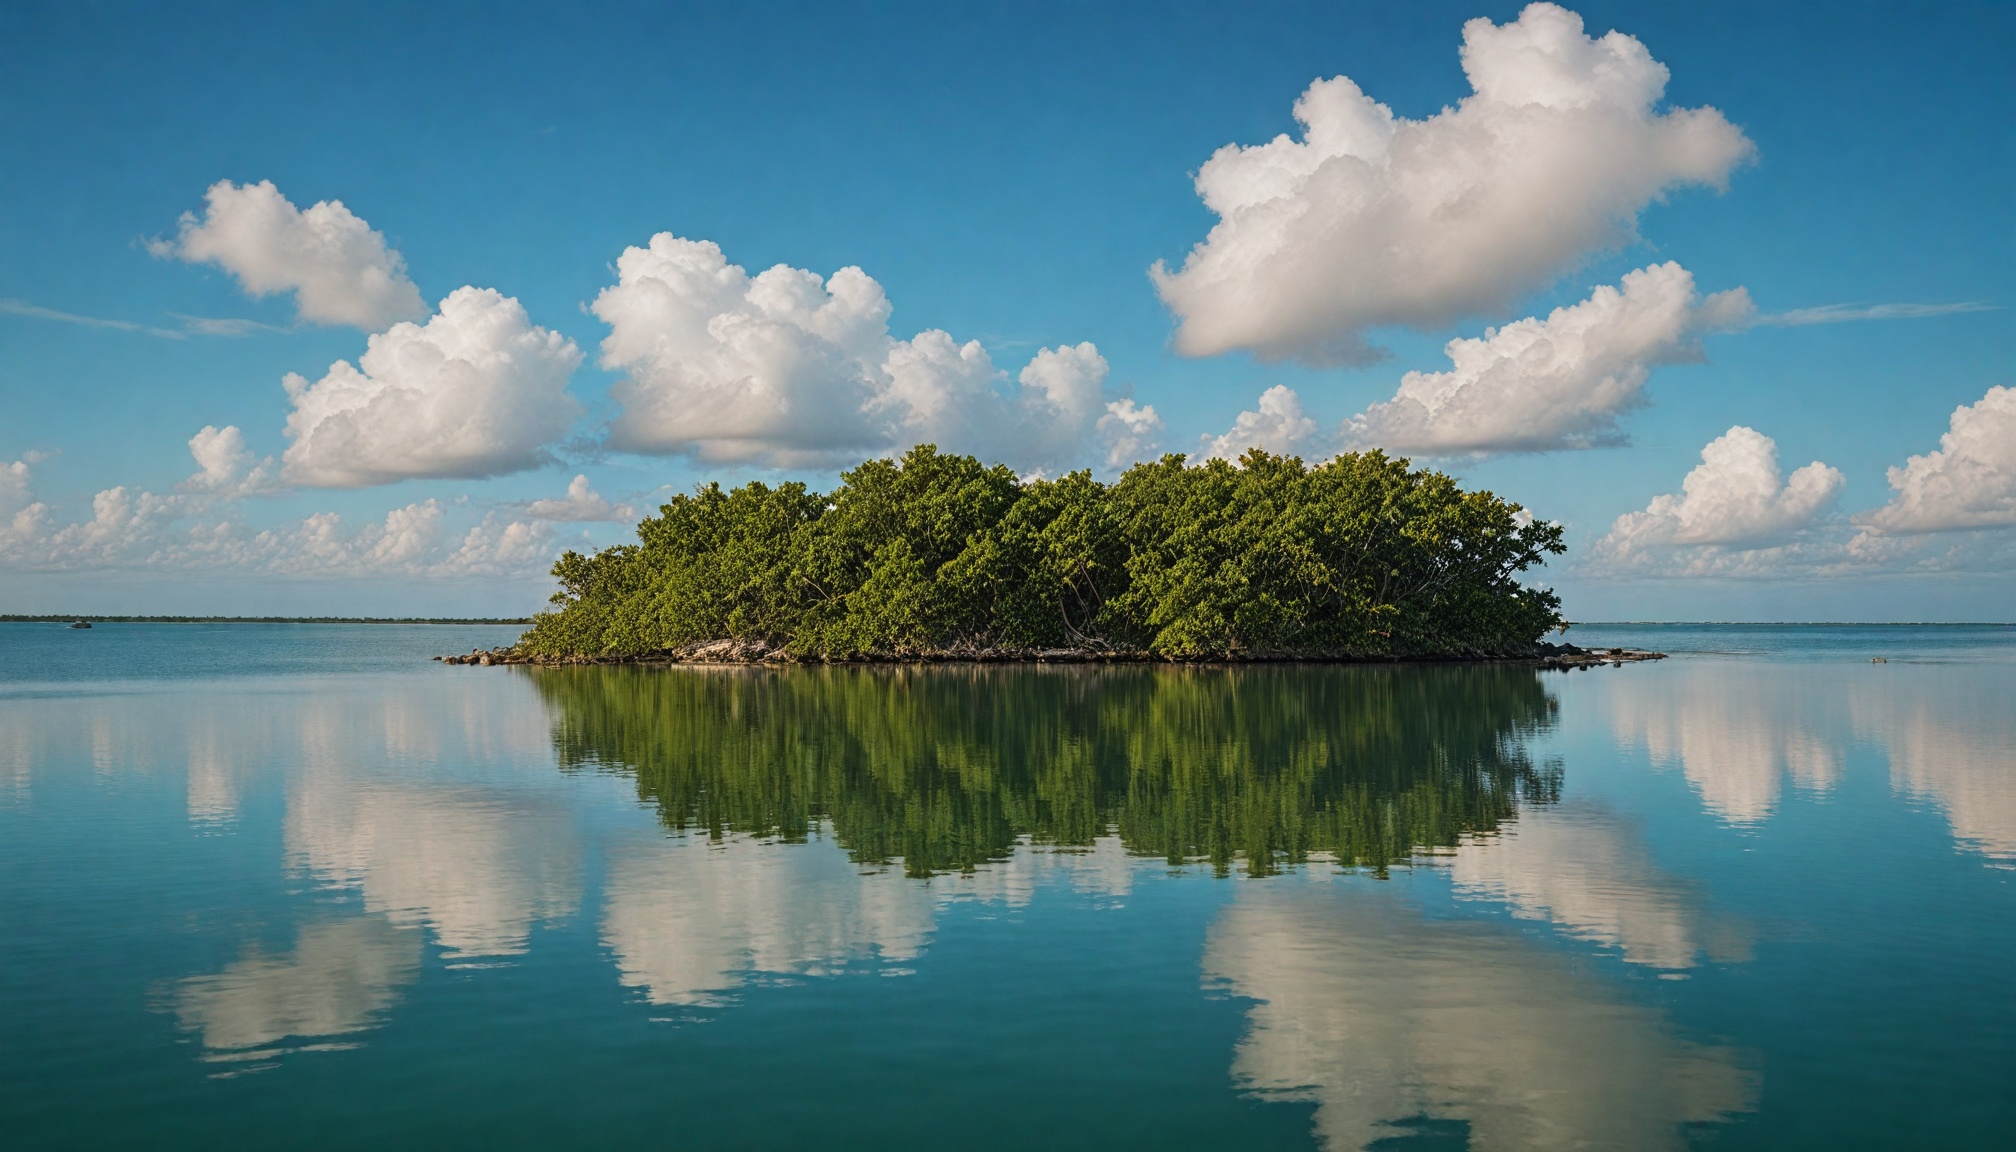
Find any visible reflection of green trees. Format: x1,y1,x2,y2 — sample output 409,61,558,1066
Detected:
532,665,1559,877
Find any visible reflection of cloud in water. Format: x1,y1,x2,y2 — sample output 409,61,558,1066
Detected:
172,916,421,1059
1852,671,2016,864
0,674,553,831
602,831,935,1007
603,832,1141,1007
4,677,582,958
286,775,579,958
0,692,280,815
1205,886,1754,1151
1610,666,1842,824
933,835,1137,907
0,720,32,802
184,707,275,826
282,682,580,958
1449,802,1713,969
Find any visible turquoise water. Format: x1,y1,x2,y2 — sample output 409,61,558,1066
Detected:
1,623,2011,1150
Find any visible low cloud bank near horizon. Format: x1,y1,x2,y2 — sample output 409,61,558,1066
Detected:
1581,390,2016,580
0,451,630,581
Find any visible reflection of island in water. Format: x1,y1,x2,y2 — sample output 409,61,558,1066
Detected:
529,664,1561,877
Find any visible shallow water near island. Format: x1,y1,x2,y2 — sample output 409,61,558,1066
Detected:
2,622,2012,1150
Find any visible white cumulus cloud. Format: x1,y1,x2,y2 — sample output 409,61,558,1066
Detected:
1856,385,2016,535
1199,385,1321,461
525,475,635,523
182,425,279,495
280,287,583,488
154,180,428,331
1590,427,1845,573
1341,262,1749,455
1096,399,1166,469
1,458,48,540
435,515,557,576
1202,263,1747,461
0,470,560,580
1580,425,1846,577
595,233,1152,469
1153,2,1753,366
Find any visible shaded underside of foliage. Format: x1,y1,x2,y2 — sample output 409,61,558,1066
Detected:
531,663,1561,877
518,446,1567,662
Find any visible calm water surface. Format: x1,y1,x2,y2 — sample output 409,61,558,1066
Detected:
2,623,2011,1149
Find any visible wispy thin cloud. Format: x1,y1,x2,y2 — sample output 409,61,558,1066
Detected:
168,313,290,337
1757,301,1997,327
0,298,283,339
0,298,187,339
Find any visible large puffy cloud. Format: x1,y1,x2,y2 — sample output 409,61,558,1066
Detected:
595,234,1159,469
1153,3,1753,365
154,180,428,331
280,286,583,487
1855,386,2016,534
1202,263,1746,460
1591,427,1845,571
1342,262,1750,455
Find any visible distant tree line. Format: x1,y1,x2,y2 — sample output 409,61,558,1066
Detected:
519,445,1566,661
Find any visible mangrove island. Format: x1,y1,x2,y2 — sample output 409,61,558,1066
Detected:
491,445,1609,665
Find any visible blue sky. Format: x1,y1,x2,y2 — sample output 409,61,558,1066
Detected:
0,0,2009,619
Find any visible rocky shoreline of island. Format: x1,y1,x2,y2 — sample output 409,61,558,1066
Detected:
438,639,1664,671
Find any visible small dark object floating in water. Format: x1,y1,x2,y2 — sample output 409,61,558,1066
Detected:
1871,656,1887,663
69,620,92,630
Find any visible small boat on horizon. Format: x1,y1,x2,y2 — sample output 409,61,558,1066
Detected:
69,620,92,629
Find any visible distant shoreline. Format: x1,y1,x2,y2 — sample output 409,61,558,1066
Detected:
441,639,1666,670
0,616,533,625
6,617,2001,627
1569,620,2016,627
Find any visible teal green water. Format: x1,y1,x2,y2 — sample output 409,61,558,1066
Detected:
2,623,2012,1150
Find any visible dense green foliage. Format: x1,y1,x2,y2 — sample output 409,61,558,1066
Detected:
519,445,1565,660
530,663,1560,877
